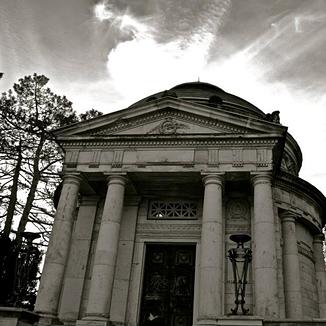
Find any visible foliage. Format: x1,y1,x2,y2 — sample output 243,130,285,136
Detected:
0,74,103,309
0,235,42,310
0,74,78,247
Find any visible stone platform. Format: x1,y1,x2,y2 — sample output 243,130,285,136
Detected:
0,307,39,326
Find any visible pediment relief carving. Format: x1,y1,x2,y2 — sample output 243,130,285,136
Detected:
82,109,250,137
147,117,190,135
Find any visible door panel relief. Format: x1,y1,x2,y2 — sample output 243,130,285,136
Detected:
140,245,196,326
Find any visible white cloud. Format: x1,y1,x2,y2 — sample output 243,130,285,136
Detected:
91,0,326,195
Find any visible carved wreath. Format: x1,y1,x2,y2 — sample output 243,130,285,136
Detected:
148,117,189,135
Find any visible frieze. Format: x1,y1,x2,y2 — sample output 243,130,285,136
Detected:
89,150,101,168
65,150,79,167
208,149,219,166
136,223,201,237
87,109,249,136
112,150,124,168
232,148,243,167
256,148,269,167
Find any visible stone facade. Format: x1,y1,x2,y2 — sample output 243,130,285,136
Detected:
33,82,326,326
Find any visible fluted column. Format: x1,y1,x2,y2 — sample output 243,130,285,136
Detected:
198,174,224,321
313,233,326,318
280,211,302,318
85,175,127,321
251,172,279,318
35,173,81,320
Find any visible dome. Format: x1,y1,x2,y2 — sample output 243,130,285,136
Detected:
129,81,266,119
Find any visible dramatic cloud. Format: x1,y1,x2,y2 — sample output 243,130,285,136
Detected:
93,0,231,99
1,0,326,193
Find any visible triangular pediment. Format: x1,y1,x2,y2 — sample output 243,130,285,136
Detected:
86,110,250,136
54,97,286,138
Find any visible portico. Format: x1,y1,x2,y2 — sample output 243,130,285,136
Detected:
34,82,326,326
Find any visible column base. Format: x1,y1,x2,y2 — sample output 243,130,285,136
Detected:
76,319,109,326
196,317,263,326
217,316,263,326
38,314,61,326
263,319,326,325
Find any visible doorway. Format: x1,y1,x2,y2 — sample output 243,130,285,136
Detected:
139,244,196,326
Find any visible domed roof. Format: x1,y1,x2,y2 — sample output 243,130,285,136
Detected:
129,81,266,118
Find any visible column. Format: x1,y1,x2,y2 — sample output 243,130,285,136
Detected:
35,173,81,321
313,233,326,318
58,196,99,323
280,211,302,318
251,173,279,318
84,175,127,322
198,174,224,321
109,196,140,324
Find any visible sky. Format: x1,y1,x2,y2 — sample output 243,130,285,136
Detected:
1,0,326,195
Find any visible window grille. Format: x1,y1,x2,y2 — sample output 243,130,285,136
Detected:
149,200,198,219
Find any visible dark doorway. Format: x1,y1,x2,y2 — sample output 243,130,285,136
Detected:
139,244,196,326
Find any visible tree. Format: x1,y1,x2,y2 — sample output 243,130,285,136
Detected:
0,74,103,308
0,74,78,246
79,108,103,121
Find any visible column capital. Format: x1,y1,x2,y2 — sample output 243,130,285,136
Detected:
251,172,273,186
62,173,82,186
202,173,224,186
105,174,128,186
313,233,325,244
280,210,298,224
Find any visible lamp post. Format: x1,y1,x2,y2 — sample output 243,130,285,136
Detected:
228,234,252,315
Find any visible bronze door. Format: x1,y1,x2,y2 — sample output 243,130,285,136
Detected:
140,244,196,326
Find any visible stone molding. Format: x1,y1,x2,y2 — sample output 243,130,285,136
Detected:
202,173,224,186
313,233,325,244
297,241,315,262
275,172,326,218
136,222,201,238
87,109,249,136
62,173,82,186
251,172,273,186
60,137,279,149
106,174,128,186
279,211,298,223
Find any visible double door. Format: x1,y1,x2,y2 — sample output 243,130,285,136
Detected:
140,244,196,326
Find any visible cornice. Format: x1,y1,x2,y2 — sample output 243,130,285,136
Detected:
275,171,326,222
53,97,287,137
58,134,280,149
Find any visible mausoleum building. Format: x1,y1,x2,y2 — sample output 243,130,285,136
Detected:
34,82,326,326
